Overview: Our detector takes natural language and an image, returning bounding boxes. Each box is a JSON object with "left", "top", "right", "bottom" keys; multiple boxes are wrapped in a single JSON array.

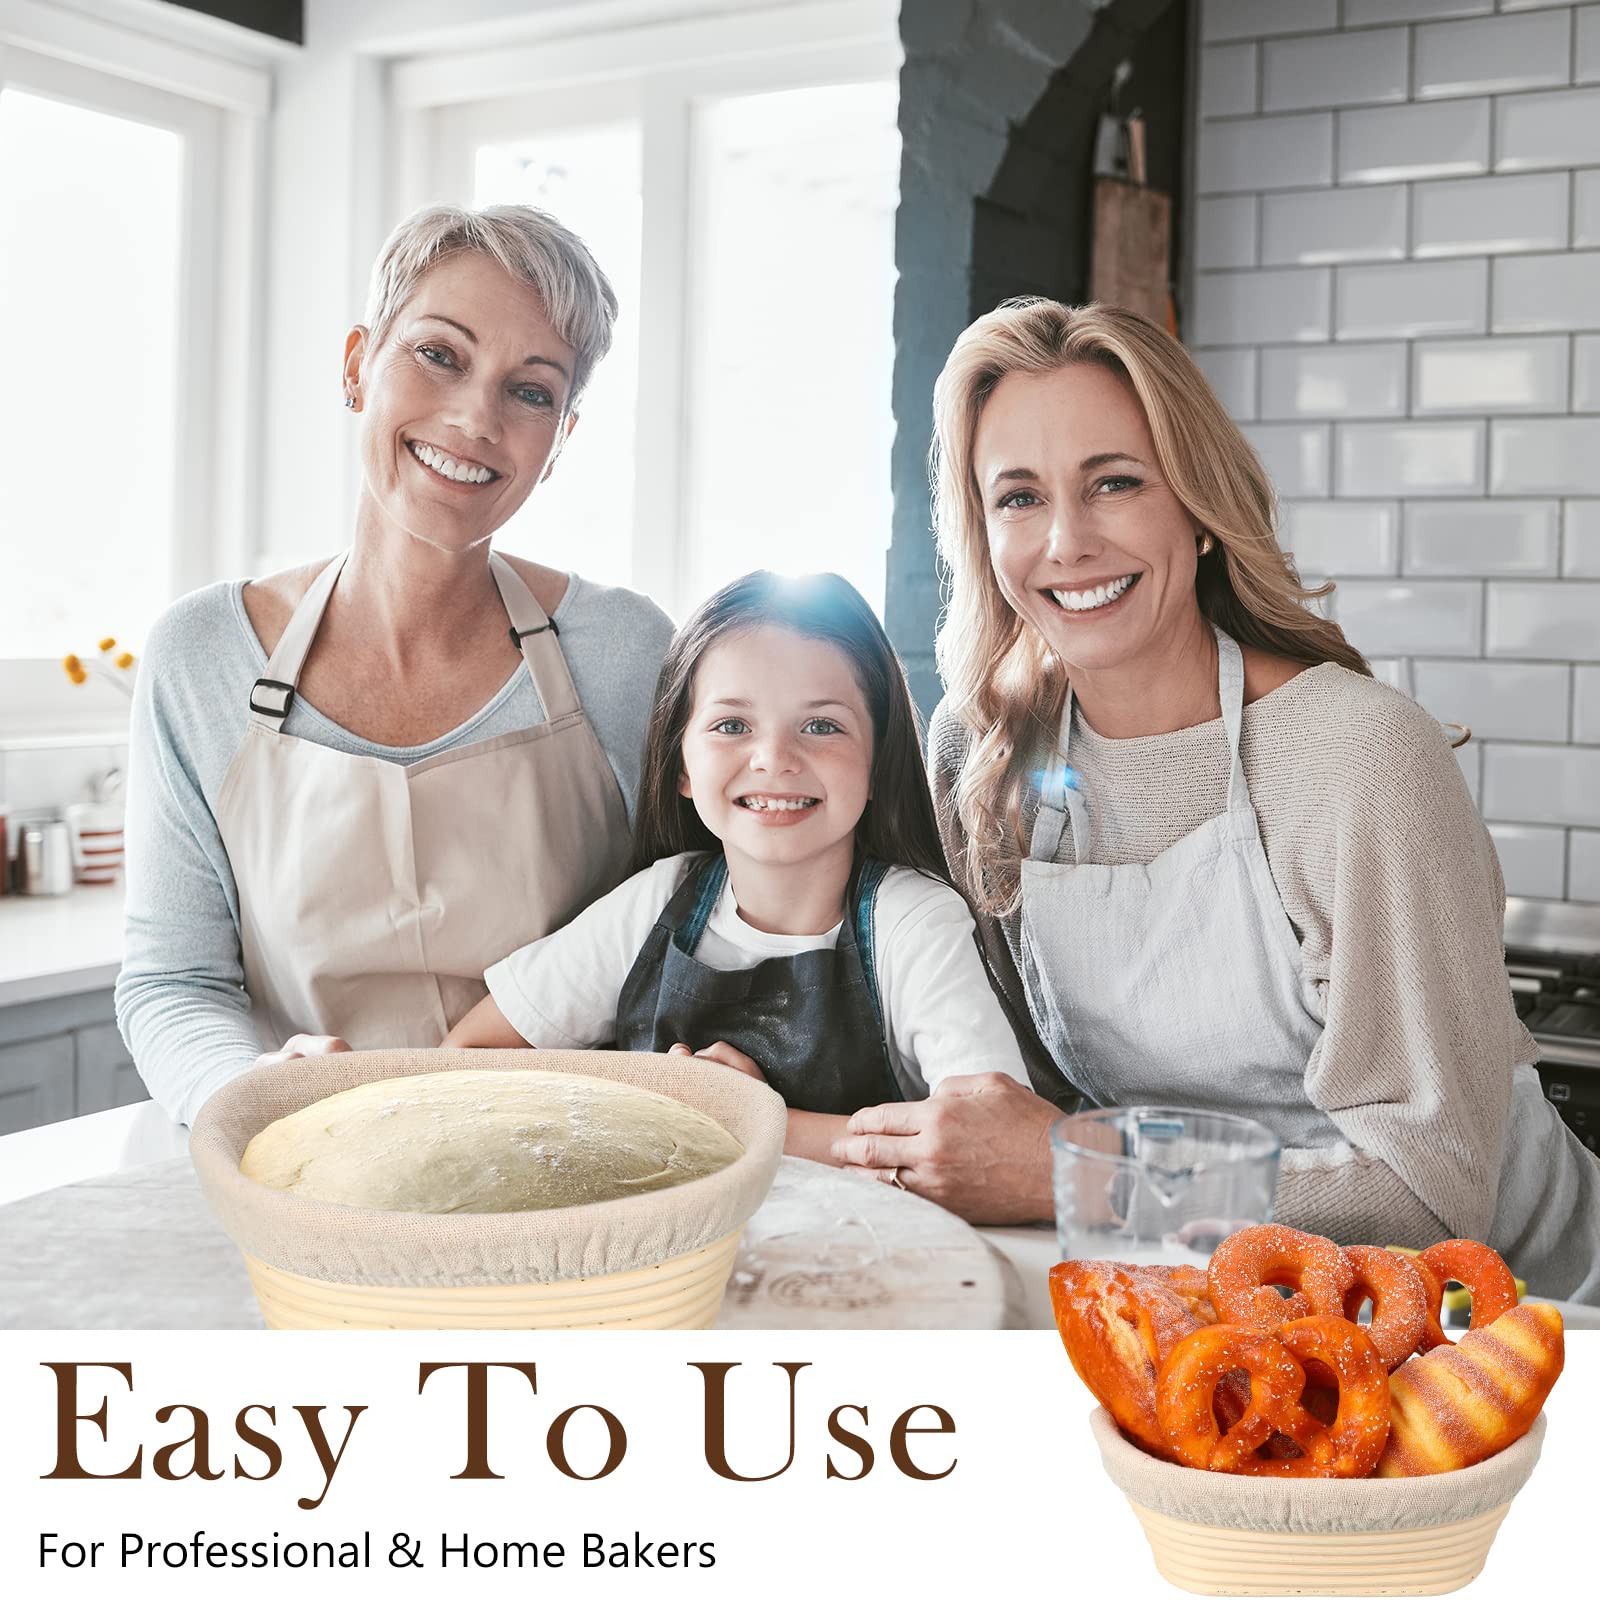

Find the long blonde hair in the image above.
[{"left": 932, "top": 298, "right": 1369, "bottom": 915}]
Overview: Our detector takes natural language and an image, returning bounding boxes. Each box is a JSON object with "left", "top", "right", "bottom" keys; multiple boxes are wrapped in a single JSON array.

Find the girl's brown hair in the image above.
[
  {"left": 932, "top": 297, "right": 1371, "bottom": 914},
  {"left": 633, "top": 571, "right": 951, "bottom": 885}
]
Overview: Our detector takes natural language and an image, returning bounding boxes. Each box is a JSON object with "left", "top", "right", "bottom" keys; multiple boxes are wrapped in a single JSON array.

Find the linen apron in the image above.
[
  {"left": 1018, "top": 627, "right": 1600, "bottom": 1301},
  {"left": 215, "top": 551, "right": 633, "bottom": 1052},
  {"left": 614, "top": 852, "right": 903, "bottom": 1115}
]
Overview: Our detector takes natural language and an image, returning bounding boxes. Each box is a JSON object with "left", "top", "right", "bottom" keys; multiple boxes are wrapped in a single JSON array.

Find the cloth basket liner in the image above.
[
  {"left": 190, "top": 1048, "right": 787, "bottom": 1288},
  {"left": 1090, "top": 1407, "right": 1546, "bottom": 1534}
]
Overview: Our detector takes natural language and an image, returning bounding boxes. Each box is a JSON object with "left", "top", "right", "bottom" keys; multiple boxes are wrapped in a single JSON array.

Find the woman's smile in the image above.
[
  {"left": 1043, "top": 572, "right": 1142, "bottom": 615},
  {"left": 404, "top": 437, "right": 501, "bottom": 488}
]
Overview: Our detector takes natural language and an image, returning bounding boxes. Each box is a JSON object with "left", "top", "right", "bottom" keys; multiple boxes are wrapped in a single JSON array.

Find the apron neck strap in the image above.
[
  {"left": 1026, "top": 624, "right": 1250, "bottom": 861},
  {"left": 490, "top": 553, "right": 580, "bottom": 722},
  {"left": 247, "top": 553, "right": 347, "bottom": 727},
  {"left": 1213, "top": 626, "right": 1249, "bottom": 815}
]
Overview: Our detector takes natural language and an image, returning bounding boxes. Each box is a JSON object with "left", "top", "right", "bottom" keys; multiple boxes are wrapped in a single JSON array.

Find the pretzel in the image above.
[
  {"left": 1207, "top": 1224, "right": 1356, "bottom": 1329},
  {"left": 1155, "top": 1323, "right": 1307, "bottom": 1472},
  {"left": 1341, "top": 1245, "right": 1428, "bottom": 1370},
  {"left": 1238, "top": 1316, "right": 1391, "bottom": 1479},
  {"left": 1416, "top": 1239, "right": 1518, "bottom": 1349}
]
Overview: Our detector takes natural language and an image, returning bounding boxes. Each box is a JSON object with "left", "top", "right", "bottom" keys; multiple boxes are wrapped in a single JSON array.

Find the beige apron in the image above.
[{"left": 216, "top": 551, "right": 633, "bottom": 1052}]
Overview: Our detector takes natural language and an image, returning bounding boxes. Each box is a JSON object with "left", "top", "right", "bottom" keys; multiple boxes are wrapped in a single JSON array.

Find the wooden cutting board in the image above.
[{"left": 1090, "top": 175, "right": 1171, "bottom": 327}]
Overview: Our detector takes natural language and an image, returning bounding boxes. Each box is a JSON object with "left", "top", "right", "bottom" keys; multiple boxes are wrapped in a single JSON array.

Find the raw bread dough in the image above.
[{"left": 239, "top": 1069, "right": 744, "bottom": 1214}]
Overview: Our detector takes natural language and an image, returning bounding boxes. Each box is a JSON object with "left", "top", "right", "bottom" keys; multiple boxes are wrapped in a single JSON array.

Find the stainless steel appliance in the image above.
[
  {"left": 1504, "top": 898, "right": 1600, "bottom": 1155},
  {"left": 15, "top": 819, "right": 73, "bottom": 896}
]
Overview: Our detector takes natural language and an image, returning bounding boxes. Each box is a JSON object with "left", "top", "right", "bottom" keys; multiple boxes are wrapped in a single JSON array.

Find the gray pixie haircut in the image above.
[{"left": 363, "top": 203, "right": 619, "bottom": 408}]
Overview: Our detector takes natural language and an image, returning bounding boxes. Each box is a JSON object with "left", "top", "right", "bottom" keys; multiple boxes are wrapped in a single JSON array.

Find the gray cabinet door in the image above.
[
  {"left": 76, "top": 1020, "right": 148, "bottom": 1115},
  {"left": 0, "top": 1035, "right": 75, "bottom": 1134}
]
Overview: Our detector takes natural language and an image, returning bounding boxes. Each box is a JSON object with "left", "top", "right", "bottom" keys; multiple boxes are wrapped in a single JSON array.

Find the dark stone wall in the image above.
[
  {"left": 888, "top": 0, "right": 1188, "bottom": 716},
  {"left": 159, "top": 1, "right": 303, "bottom": 44}
]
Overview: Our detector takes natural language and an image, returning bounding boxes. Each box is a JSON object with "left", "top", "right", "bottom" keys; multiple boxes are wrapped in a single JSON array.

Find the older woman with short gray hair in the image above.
[{"left": 118, "top": 204, "right": 674, "bottom": 1125}]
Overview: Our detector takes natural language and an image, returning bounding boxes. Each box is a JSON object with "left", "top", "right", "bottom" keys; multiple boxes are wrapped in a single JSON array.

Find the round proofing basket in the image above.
[
  {"left": 189, "top": 1048, "right": 788, "bottom": 1330},
  {"left": 1089, "top": 1408, "right": 1547, "bottom": 1597}
]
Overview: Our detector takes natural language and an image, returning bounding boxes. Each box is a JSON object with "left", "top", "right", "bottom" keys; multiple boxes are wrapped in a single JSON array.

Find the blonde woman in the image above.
[
  {"left": 117, "top": 205, "right": 673, "bottom": 1126},
  {"left": 835, "top": 298, "right": 1599, "bottom": 1303}
]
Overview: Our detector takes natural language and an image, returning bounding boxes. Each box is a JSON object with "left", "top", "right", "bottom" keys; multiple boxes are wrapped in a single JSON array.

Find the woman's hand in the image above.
[
  {"left": 830, "top": 1073, "right": 1060, "bottom": 1224},
  {"left": 667, "top": 1040, "right": 768, "bottom": 1082},
  {"left": 251, "top": 1034, "right": 352, "bottom": 1069}
]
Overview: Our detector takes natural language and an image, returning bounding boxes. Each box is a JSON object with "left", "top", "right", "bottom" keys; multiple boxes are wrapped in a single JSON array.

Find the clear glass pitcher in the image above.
[{"left": 1051, "top": 1106, "right": 1281, "bottom": 1267}]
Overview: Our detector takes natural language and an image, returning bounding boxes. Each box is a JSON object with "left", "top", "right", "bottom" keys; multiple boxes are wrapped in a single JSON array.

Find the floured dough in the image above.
[{"left": 239, "top": 1069, "right": 743, "bottom": 1213}]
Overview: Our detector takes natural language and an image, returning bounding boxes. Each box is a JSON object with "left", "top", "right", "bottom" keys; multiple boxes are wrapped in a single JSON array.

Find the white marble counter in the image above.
[{"left": 0, "top": 881, "right": 124, "bottom": 1005}]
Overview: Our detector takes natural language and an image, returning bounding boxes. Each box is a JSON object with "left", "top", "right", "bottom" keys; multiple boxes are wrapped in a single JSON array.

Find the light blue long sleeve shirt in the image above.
[{"left": 115, "top": 570, "right": 674, "bottom": 1126}]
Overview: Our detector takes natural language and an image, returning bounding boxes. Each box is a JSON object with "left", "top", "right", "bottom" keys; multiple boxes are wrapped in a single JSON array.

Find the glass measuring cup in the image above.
[{"left": 1051, "top": 1106, "right": 1281, "bottom": 1267}]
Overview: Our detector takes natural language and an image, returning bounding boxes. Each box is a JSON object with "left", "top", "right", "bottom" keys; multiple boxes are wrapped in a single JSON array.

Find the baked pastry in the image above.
[
  {"left": 1049, "top": 1259, "right": 1207, "bottom": 1459},
  {"left": 1374, "top": 1302, "right": 1565, "bottom": 1477},
  {"left": 239, "top": 1069, "right": 743, "bottom": 1213},
  {"left": 1208, "top": 1223, "right": 1357, "bottom": 1328}
]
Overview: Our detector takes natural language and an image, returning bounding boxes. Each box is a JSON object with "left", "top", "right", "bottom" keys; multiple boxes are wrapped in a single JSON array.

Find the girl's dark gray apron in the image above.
[{"left": 615, "top": 853, "right": 902, "bottom": 1115}]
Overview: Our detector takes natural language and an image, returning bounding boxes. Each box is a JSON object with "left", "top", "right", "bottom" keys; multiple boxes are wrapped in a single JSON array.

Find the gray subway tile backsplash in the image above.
[
  {"left": 1483, "top": 743, "right": 1600, "bottom": 828},
  {"left": 1490, "top": 420, "right": 1600, "bottom": 496},
  {"left": 1338, "top": 98, "right": 1489, "bottom": 185},
  {"left": 1335, "top": 259, "right": 1487, "bottom": 341},
  {"left": 1403, "top": 500, "right": 1561, "bottom": 576},
  {"left": 1187, "top": 4, "right": 1600, "bottom": 896},
  {"left": 1279, "top": 500, "right": 1400, "bottom": 576},
  {"left": 1411, "top": 172, "right": 1568, "bottom": 259},
  {"left": 1485, "top": 581, "right": 1600, "bottom": 659},
  {"left": 1413, "top": 10, "right": 1570, "bottom": 100},
  {"left": 1487, "top": 822, "right": 1569, "bottom": 899},
  {"left": 1411, "top": 658, "right": 1571, "bottom": 740},
  {"left": 1495, "top": 87, "right": 1600, "bottom": 172}
]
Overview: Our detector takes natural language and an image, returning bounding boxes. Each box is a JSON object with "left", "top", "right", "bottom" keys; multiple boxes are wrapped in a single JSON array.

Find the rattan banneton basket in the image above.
[
  {"left": 1089, "top": 1408, "right": 1546, "bottom": 1597},
  {"left": 189, "top": 1048, "right": 788, "bottom": 1330}
]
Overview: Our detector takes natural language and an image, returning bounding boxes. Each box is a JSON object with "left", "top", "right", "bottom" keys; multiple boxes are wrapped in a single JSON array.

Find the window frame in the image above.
[
  {"left": 391, "top": 0, "right": 901, "bottom": 621},
  {"left": 0, "top": 6, "right": 269, "bottom": 738}
]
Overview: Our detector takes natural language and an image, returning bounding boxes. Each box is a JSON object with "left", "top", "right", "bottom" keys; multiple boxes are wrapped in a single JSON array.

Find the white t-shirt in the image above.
[{"left": 484, "top": 852, "right": 1030, "bottom": 1101}]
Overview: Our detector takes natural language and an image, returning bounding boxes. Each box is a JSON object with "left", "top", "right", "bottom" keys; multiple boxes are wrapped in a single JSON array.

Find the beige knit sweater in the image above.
[{"left": 930, "top": 664, "right": 1535, "bottom": 1246}]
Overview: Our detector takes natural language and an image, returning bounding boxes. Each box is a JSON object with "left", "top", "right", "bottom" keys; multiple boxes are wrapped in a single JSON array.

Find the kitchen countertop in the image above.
[
  {"left": 0, "top": 1145, "right": 1029, "bottom": 1331},
  {"left": 0, "top": 881, "right": 124, "bottom": 1005}
]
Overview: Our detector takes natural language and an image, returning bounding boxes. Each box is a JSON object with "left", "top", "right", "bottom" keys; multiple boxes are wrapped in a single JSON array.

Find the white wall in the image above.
[
  {"left": 1187, "top": 0, "right": 1600, "bottom": 905},
  {"left": 254, "top": 0, "right": 819, "bottom": 572}
]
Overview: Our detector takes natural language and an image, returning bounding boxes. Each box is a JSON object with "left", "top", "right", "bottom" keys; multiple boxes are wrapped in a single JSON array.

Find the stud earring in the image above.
[
  {"left": 1197, "top": 532, "right": 1216, "bottom": 556},
  {"left": 344, "top": 394, "right": 356, "bottom": 409}
]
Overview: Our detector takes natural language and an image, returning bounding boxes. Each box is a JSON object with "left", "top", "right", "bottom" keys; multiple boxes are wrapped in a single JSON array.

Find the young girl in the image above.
[{"left": 444, "top": 570, "right": 1030, "bottom": 1163}]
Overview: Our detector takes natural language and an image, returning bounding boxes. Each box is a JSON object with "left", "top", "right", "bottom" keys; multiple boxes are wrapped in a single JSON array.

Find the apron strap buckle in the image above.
[
  {"left": 248, "top": 678, "right": 296, "bottom": 719},
  {"left": 509, "top": 619, "right": 559, "bottom": 649}
]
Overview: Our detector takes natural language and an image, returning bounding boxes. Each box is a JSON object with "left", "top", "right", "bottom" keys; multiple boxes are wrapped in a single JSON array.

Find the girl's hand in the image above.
[
  {"left": 251, "top": 1034, "right": 352, "bottom": 1069},
  {"left": 667, "top": 1040, "right": 768, "bottom": 1082},
  {"left": 830, "top": 1073, "right": 1058, "bottom": 1224}
]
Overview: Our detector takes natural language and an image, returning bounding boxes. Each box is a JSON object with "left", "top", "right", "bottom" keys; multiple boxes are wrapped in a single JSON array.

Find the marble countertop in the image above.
[
  {"left": 0, "top": 881, "right": 124, "bottom": 1005},
  {"left": 0, "top": 1151, "right": 1044, "bottom": 1331}
]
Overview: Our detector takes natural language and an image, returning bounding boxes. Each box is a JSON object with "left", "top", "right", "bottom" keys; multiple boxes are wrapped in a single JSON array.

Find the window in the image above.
[
  {"left": 684, "top": 80, "right": 899, "bottom": 610},
  {"left": 0, "top": 19, "right": 267, "bottom": 736},
  {"left": 398, "top": 1, "right": 901, "bottom": 621},
  {"left": 0, "top": 85, "right": 185, "bottom": 657}
]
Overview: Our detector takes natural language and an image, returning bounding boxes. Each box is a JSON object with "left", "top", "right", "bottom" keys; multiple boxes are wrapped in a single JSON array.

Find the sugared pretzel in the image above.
[
  {"left": 1155, "top": 1324, "right": 1308, "bottom": 1472},
  {"left": 1237, "top": 1316, "right": 1391, "bottom": 1479},
  {"left": 1416, "top": 1239, "right": 1518, "bottom": 1349},
  {"left": 1207, "top": 1224, "right": 1357, "bottom": 1329},
  {"left": 1410, "top": 1252, "right": 1449, "bottom": 1351},
  {"left": 1341, "top": 1245, "right": 1428, "bottom": 1371}
]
